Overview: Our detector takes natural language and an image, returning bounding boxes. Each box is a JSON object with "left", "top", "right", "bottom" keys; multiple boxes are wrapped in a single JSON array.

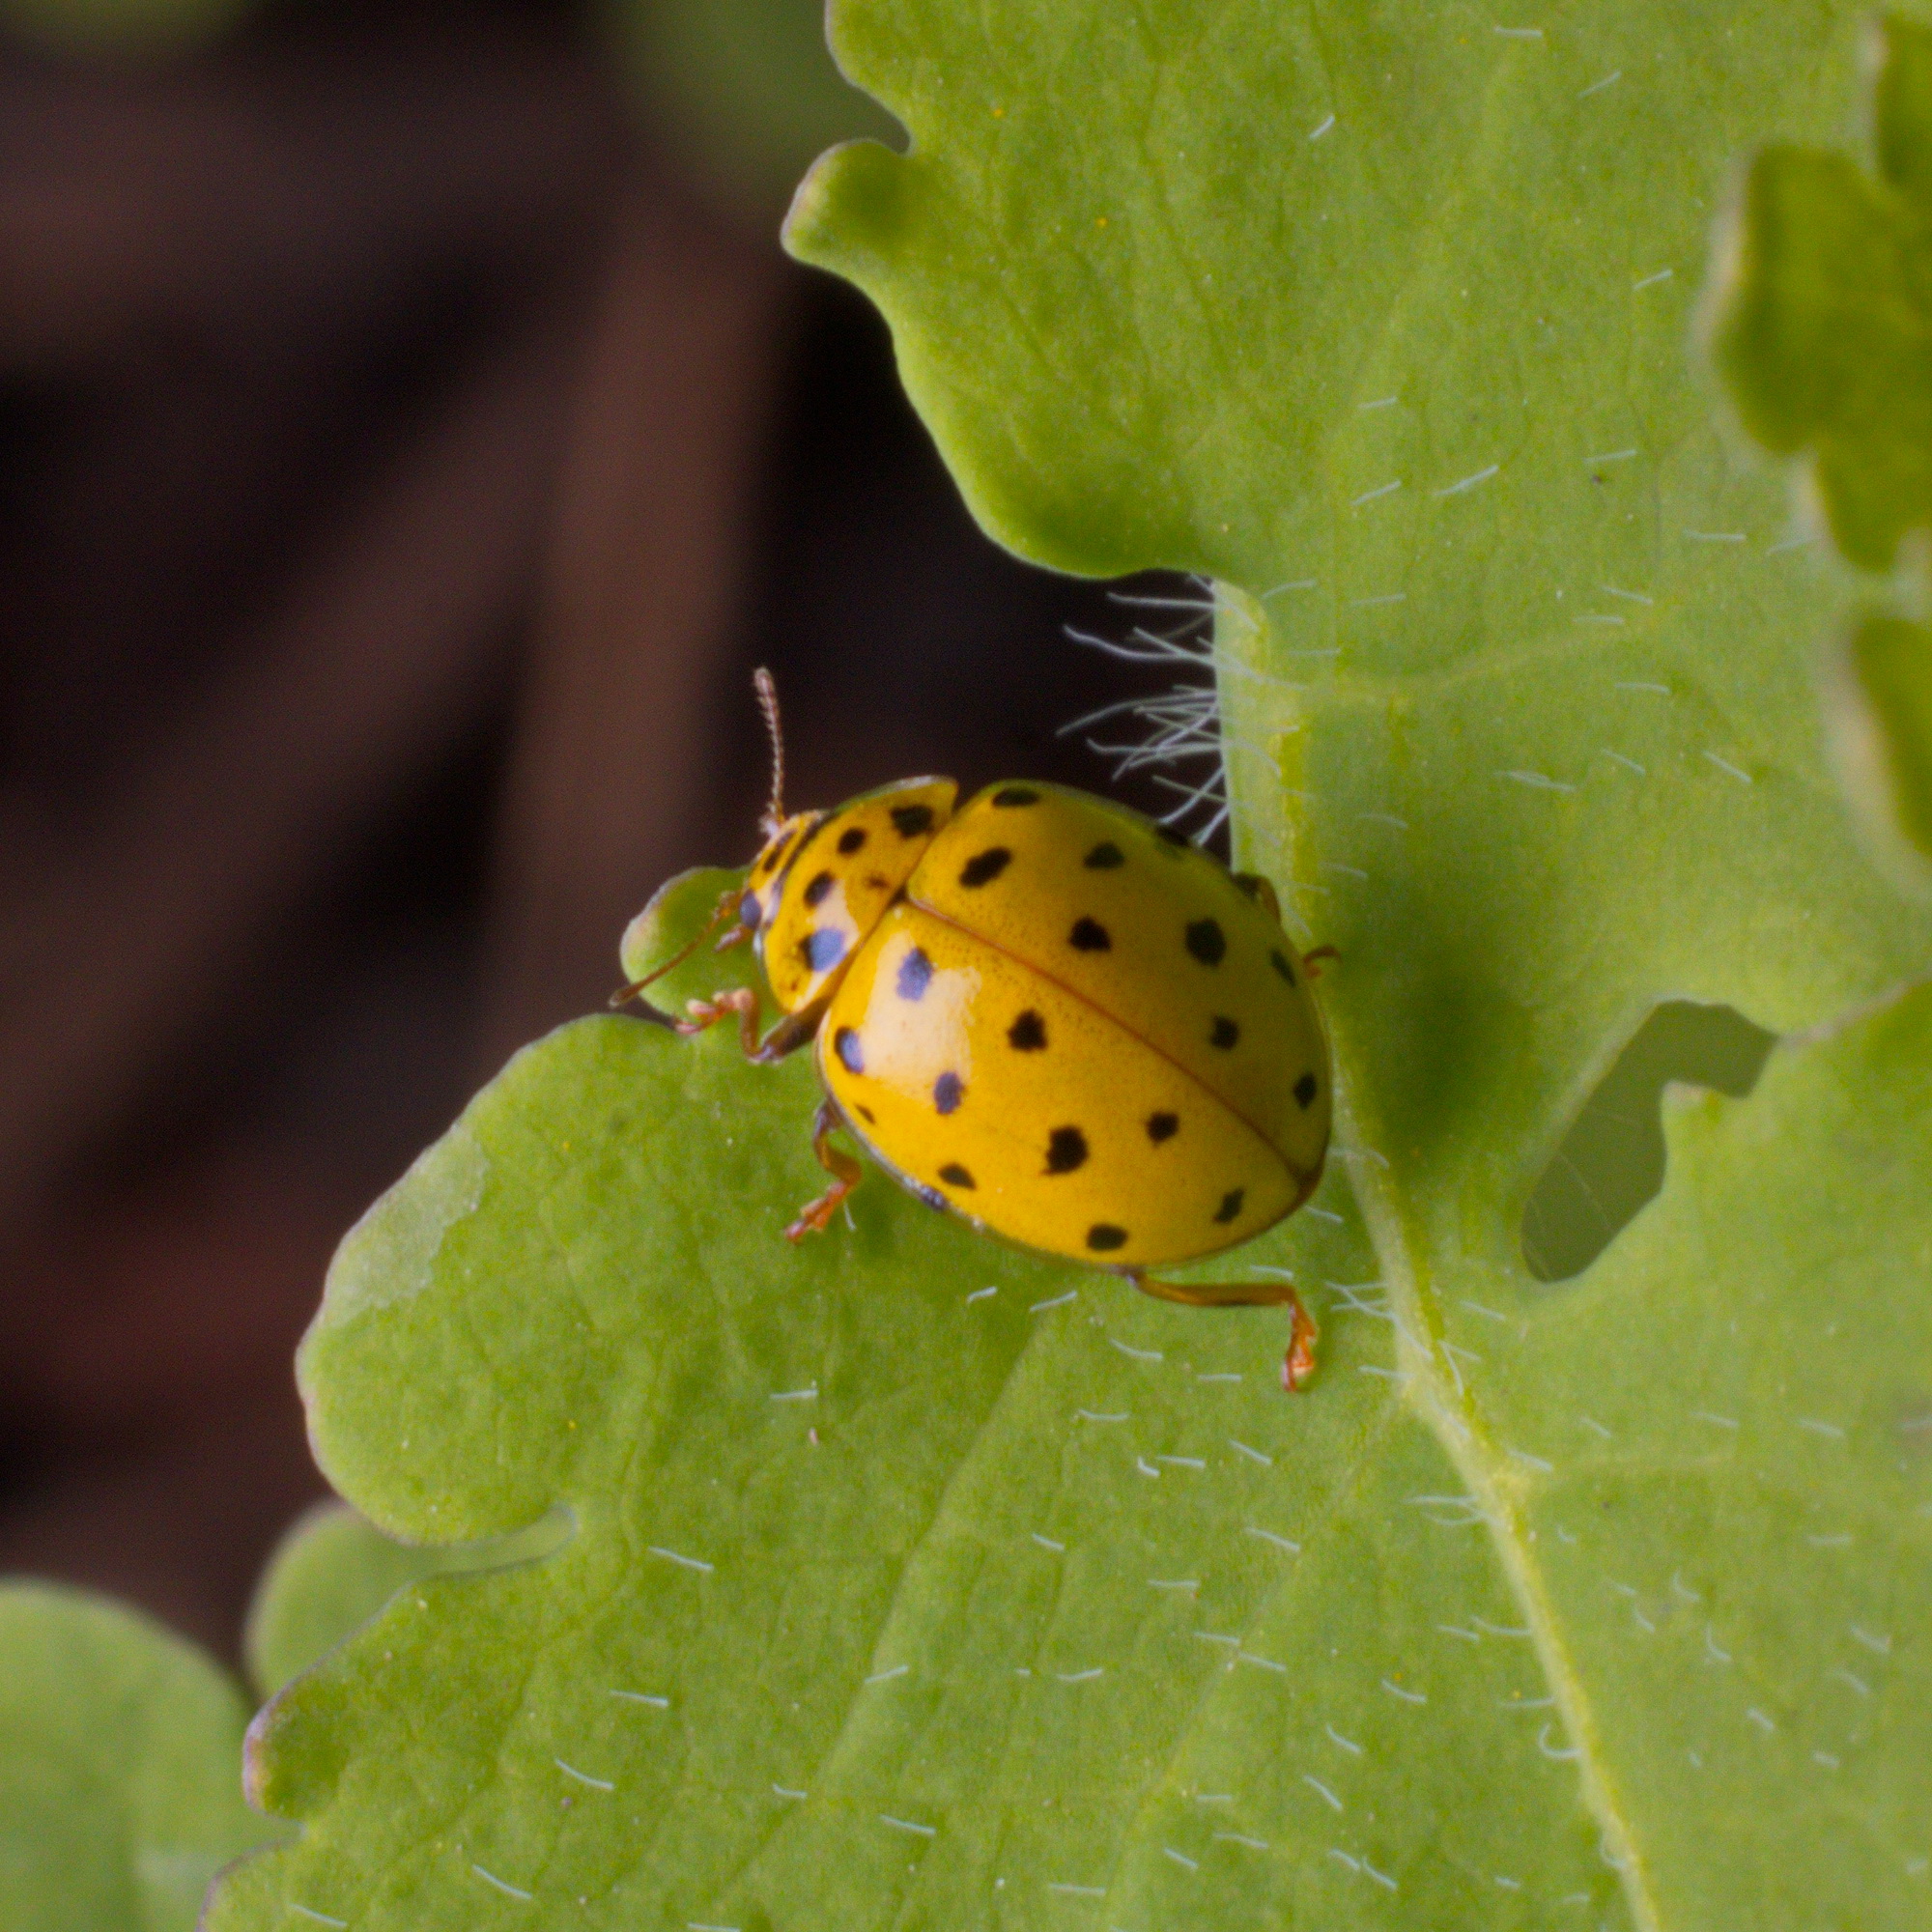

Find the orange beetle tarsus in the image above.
[
  {"left": 1131, "top": 1267, "right": 1321, "bottom": 1389},
  {"left": 784, "top": 1098, "right": 865, "bottom": 1241},
  {"left": 1281, "top": 1298, "right": 1320, "bottom": 1394},
  {"left": 678, "top": 985, "right": 762, "bottom": 1058}
]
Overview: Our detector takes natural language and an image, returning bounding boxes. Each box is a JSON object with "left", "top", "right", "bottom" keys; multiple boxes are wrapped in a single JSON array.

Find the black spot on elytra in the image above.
[
  {"left": 838, "top": 826, "right": 867, "bottom": 854},
  {"left": 938, "top": 1162, "right": 976, "bottom": 1189},
  {"left": 864, "top": 872, "right": 890, "bottom": 891},
  {"left": 933, "top": 1071, "right": 964, "bottom": 1115},
  {"left": 912, "top": 1182, "right": 948, "bottom": 1210},
  {"left": 896, "top": 948, "right": 934, "bottom": 1001},
  {"left": 892, "top": 804, "right": 936, "bottom": 838},
  {"left": 1069, "top": 917, "right": 1111, "bottom": 952},
  {"left": 1212, "top": 1187, "right": 1245, "bottom": 1225},
  {"left": 1086, "top": 1224, "right": 1129, "bottom": 1252},
  {"left": 1008, "top": 1009, "right": 1047, "bottom": 1051},
  {"left": 1154, "top": 824, "right": 1191, "bottom": 851},
  {"left": 1271, "top": 949, "right": 1296, "bottom": 987},
  {"left": 1044, "top": 1126, "right": 1089, "bottom": 1175},
  {"left": 801, "top": 928, "right": 846, "bottom": 974},
  {"left": 803, "top": 869, "right": 835, "bottom": 908},
  {"left": 1234, "top": 874, "right": 1264, "bottom": 901},
  {"left": 1084, "top": 840, "right": 1124, "bottom": 869},
  {"left": 834, "top": 1028, "right": 865, "bottom": 1074},
  {"left": 1294, "top": 1070, "right": 1319, "bottom": 1108},
  {"left": 1209, "top": 1015, "right": 1239, "bottom": 1050},
  {"left": 856, "top": 1104, "right": 875, "bottom": 1123},
  {"left": 1146, "top": 1111, "right": 1179, "bottom": 1144},
  {"left": 992, "top": 785, "right": 1040, "bottom": 807},
  {"left": 1185, "top": 918, "right": 1226, "bottom": 967},
  {"left": 959, "top": 846, "right": 1011, "bottom": 888}
]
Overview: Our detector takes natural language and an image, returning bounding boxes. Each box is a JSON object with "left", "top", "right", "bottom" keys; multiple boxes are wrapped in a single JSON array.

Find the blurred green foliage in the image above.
[
  {"left": 0, "top": 1584, "right": 284, "bottom": 1932},
  {"left": 1711, "top": 12, "right": 1932, "bottom": 871}
]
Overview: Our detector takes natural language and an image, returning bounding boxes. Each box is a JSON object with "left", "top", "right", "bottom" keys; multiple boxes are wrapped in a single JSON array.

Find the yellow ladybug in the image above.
[{"left": 619, "top": 671, "right": 1333, "bottom": 1389}]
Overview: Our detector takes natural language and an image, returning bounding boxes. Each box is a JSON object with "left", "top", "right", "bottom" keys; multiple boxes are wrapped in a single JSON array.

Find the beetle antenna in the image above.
[{"left": 754, "top": 667, "right": 785, "bottom": 835}]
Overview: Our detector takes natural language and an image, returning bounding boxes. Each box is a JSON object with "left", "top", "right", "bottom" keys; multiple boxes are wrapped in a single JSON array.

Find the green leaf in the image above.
[
  {"left": 210, "top": 4, "right": 1932, "bottom": 1927},
  {"left": 0, "top": 1582, "right": 283, "bottom": 1932},
  {"left": 209, "top": 967, "right": 1932, "bottom": 1931},
  {"left": 778, "top": 0, "right": 1930, "bottom": 1919},
  {"left": 1488, "top": 980, "right": 1932, "bottom": 1931},
  {"left": 1708, "top": 13, "right": 1932, "bottom": 869},
  {"left": 210, "top": 1010, "right": 1409, "bottom": 1929},
  {"left": 243, "top": 1502, "right": 574, "bottom": 1702},
  {"left": 617, "top": 865, "right": 758, "bottom": 1015}
]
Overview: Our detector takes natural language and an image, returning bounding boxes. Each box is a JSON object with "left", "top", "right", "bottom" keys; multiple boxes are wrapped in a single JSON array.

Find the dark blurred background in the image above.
[{"left": 0, "top": 0, "right": 1193, "bottom": 1658}]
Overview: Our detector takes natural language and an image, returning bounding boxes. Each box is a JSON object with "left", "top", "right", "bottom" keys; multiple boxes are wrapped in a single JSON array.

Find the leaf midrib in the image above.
[
  {"left": 1217, "top": 575, "right": 1669, "bottom": 1924},
  {"left": 1336, "top": 1066, "right": 1664, "bottom": 1932}
]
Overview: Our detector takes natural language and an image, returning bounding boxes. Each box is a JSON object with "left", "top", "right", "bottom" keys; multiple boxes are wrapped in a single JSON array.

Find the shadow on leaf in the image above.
[{"left": 1521, "top": 1001, "right": 1776, "bottom": 1282}]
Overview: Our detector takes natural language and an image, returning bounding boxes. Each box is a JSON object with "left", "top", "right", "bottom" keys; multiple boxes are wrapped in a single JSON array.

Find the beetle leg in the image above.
[
  {"left": 677, "top": 987, "right": 821, "bottom": 1065},
  {"left": 784, "top": 1099, "right": 865, "bottom": 1242},
  {"left": 679, "top": 985, "right": 763, "bottom": 1056},
  {"left": 748, "top": 1006, "right": 822, "bottom": 1065},
  {"left": 1300, "top": 943, "right": 1339, "bottom": 981},
  {"left": 1127, "top": 1271, "right": 1319, "bottom": 1393}
]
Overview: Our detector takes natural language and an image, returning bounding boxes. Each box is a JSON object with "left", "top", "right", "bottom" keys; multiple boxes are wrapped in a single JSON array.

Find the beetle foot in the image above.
[
  {"left": 678, "top": 986, "right": 762, "bottom": 1056},
  {"left": 1281, "top": 1297, "right": 1320, "bottom": 1394},
  {"left": 784, "top": 1187, "right": 850, "bottom": 1242},
  {"left": 786, "top": 1098, "right": 864, "bottom": 1240}
]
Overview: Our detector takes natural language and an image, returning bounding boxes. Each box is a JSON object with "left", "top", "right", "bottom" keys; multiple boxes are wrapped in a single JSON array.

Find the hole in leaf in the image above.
[{"left": 1521, "top": 1002, "right": 1776, "bottom": 1282}]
